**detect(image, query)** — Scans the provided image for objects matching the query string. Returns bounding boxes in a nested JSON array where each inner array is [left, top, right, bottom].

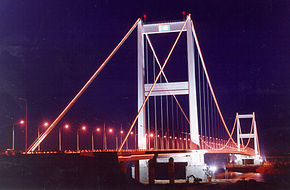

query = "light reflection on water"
[[215, 171, 290, 184], [216, 172, 263, 182]]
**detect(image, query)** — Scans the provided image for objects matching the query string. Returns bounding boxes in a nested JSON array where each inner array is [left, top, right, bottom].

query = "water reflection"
[[216, 172, 264, 182]]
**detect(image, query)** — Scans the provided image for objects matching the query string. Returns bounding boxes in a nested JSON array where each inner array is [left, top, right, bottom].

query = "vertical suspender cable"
[[214, 103, 217, 139], [176, 102, 179, 139], [203, 71, 207, 137], [145, 38, 151, 149], [160, 77, 164, 149], [197, 54, 203, 139], [145, 35, 190, 125], [191, 21, 237, 146], [153, 56, 157, 149], [166, 95, 169, 147], [119, 16, 189, 150], [171, 96, 175, 147], [211, 96, 214, 138], [207, 84, 210, 138]]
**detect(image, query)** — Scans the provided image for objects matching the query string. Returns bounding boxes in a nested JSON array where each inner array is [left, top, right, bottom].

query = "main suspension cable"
[[28, 18, 141, 153], [145, 34, 190, 124], [191, 20, 237, 146], [119, 15, 189, 151], [200, 114, 237, 150]]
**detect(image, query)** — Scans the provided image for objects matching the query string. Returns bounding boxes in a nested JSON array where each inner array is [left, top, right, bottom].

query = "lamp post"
[[115, 135, 118, 150], [181, 132, 190, 149], [134, 126, 137, 149], [130, 131, 134, 150], [103, 122, 107, 150], [91, 129, 94, 151], [77, 125, 86, 151], [95, 128, 101, 149], [18, 97, 27, 152], [38, 122, 49, 151], [59, 124, 69, 151], [12, 120, 25, 150], [120, 130, 124, 149], [150, 133, 154, 149], [108, 128, 113, 150]]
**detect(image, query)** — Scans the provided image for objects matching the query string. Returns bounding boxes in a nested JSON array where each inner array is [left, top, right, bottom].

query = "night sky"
[[0, 0, 289, 154]]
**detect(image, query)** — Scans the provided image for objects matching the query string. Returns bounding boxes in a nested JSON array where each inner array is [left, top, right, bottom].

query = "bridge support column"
[[120, 161, 127, 175], [148, 157, 156, 184], [168, 157, 175, 184], [132, 160, 149, 183], [134, 160, 140, 181]]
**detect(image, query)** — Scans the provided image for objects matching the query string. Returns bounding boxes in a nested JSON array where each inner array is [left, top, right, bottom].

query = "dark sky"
[[0, 0, 289, 154]]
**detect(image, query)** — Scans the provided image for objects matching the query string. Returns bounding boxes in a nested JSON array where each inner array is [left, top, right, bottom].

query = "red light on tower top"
[[19, 120, 25, 125], [182, 11, 186, 20], [96, 128, 101, 132], [43, 122, 49, 127], [120, 130, 124, 134], [109, 128, 113, 133], [81, 126, 86, 131], [130, 131, 134, 135], [143, 14, 147, 23], [64, 124, 69, 129]]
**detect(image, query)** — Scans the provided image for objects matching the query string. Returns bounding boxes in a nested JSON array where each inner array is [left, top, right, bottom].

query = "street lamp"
[[77, 125, 86, 151], [149, 133, 156, 149], [103, 122, 107, 150], [91, 128, 94, 151], [93, 128, 101, 149], [59, 124, 70, 151], [12, 120, 25, 150], [92, 127, 101, 151], [38, 122, 49, 151], [18, 97, 27, 152], [129, 131, 135, 150], [163, 135, 169, 149], [108, 128, 113, 150]]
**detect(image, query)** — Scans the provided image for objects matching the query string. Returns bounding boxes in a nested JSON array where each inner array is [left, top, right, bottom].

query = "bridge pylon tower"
[[137, 15, 199, 149], [236, 112, 260, 155]]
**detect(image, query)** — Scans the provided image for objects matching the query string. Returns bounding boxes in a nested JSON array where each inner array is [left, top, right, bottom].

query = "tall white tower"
[[137, 16, 200, 149]]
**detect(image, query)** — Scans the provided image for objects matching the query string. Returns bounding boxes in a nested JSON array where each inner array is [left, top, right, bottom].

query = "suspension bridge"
[[6, 14, 262, 183]]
